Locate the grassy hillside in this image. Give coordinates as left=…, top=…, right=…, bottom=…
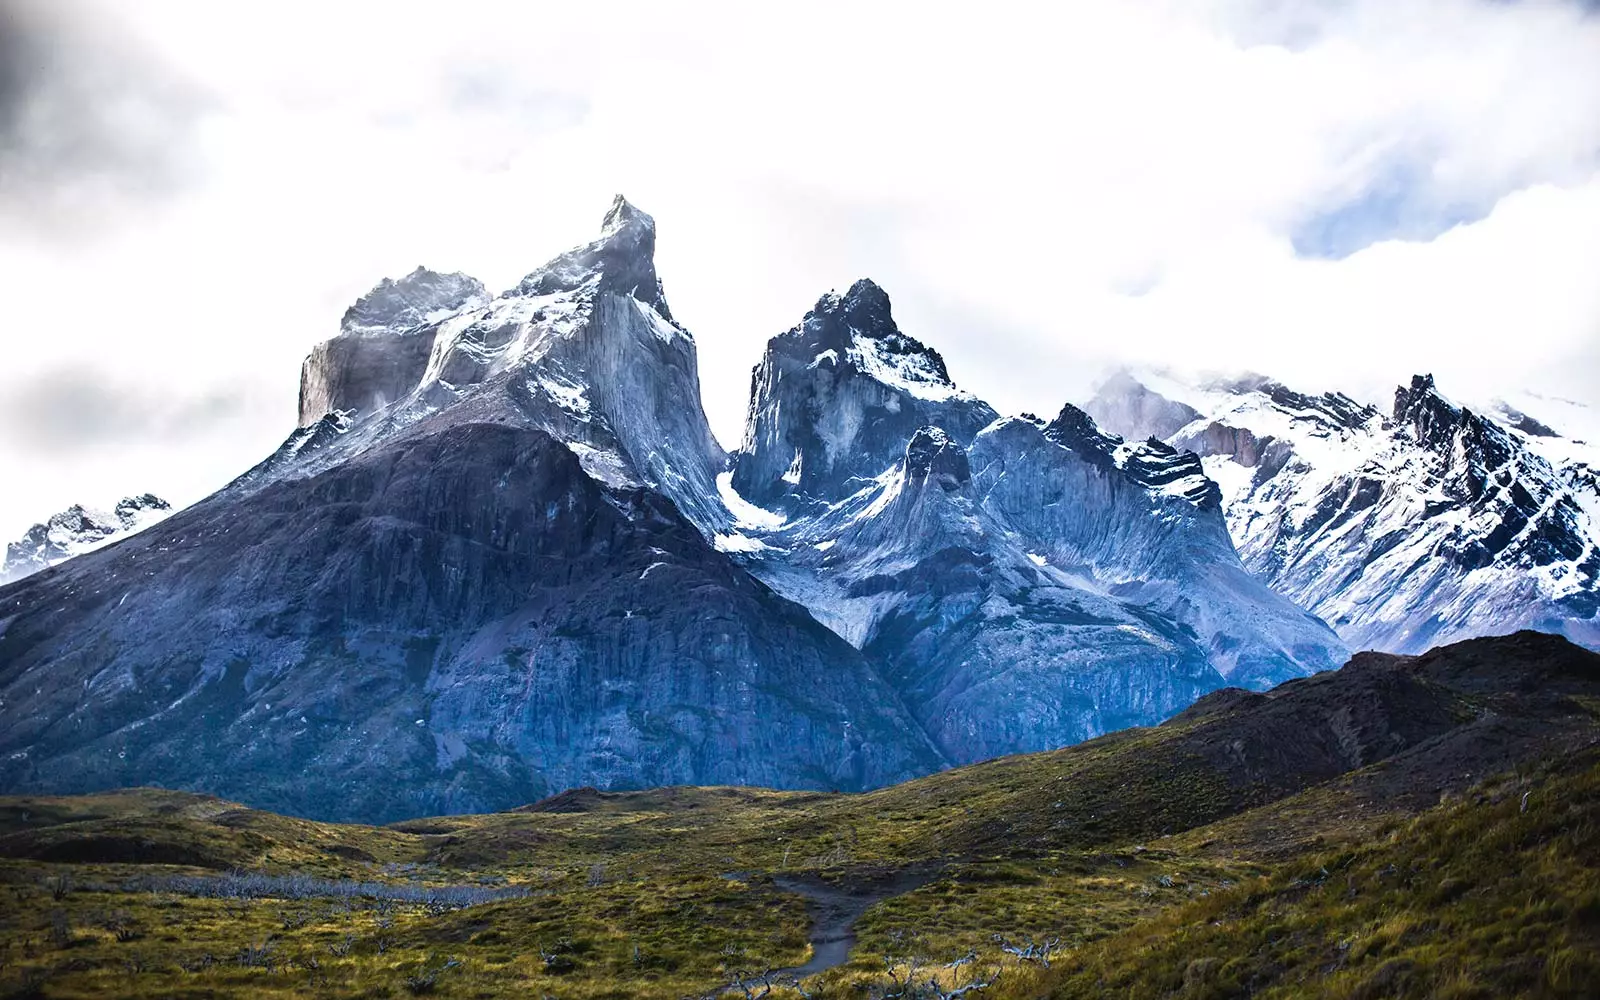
left=1041, top=750, right=1600, bottom=999
left=0, top=631, right=1594, bottom=998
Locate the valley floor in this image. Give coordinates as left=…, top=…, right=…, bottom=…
left=1, top=722, right=1596, bottom=998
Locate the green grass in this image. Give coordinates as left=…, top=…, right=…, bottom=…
left=0, top=735, right=1595, bottom=997
left=1035, top=752, right=1600, bottom=999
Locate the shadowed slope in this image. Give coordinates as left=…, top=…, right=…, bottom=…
left=0, top=423, right=941, bottom=823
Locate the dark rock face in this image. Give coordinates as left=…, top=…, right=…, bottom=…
left=732, top=279, right=998, bottom=507
left=903, top=427, right=970, bottom=491
left=1042, top=403, right=1122, bottom=471
left=1119, top=439, right=1223, bottom=509
left=0, top=423, right=940, bottom=823
left=113, top=494, right=168, bottom=523
left=1393, top=374, right=1523, bottom=510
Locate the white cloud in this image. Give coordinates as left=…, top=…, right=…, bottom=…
left=1, top=0, right=1597, bottom=539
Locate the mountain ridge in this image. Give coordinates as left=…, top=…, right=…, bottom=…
left=1084, top=367, right=1600, bottom=653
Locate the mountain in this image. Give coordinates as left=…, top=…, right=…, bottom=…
left=0, top=200, right=938, bottom=822
left=253, top=196, right=728, bottom=531
left=2, top=632, right=1595, bottom=999
left=1084, top=369, right=1600, bottom=653
left=730, top=279, right=1000, bottom=508
left=0, top=494, right=170, bottom=584
left=721, top=281, right=1345, bottom=765
left=1, top=198, right=1342, bottom=820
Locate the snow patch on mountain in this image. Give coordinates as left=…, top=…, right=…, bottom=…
left=732, top=279, right=997, bottom=508
left=848, top=327, right=961, bottom=401
left=716, top=471, right=786, bottom=531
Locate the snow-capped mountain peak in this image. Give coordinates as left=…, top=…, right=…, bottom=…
left=1, top=493, right=171, bottom=584
left=1084, top=368, right=1599, bottom=653
left=511, top=194, right=673, bottom=321
left=271, top=196, right=728, bottom=529
left=1394, top=373, right=1475, bottom=454
left=1041, top=402, right=1123, bottom=468
left=806, top=279, right=960, bottom=401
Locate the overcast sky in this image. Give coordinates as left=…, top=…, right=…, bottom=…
left=2, top=0, right=1598, bottom=539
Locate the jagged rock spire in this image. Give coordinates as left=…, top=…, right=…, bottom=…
left=732, top=278, right=996, bottom=505
left=514, top=193, right=672, bottom=319
left=802, top=279, right=954, bottom=386
left=1044, top=403, right=1122, bottom=470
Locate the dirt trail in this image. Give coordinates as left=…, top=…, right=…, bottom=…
left=765, top=866, right=943, bottom=979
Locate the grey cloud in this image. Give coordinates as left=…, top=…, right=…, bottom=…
left=0, top=0, right=212, bottom=231
left=1, top=367, right=257, bottom=454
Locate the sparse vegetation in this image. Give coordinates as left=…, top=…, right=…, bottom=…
left=0, top=637, right=1595, bottom=997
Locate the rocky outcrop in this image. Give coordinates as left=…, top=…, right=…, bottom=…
left=340, top=267, right=488, bottom=337
left=298, top=331, right=438, bottom=427
left=903, top=427, right=971, bottom=491
left=299, top=268, right=488, bottom=426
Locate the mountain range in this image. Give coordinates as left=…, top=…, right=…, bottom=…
left=1083, top=368, right=1600, bottom=653
left=0, top=197, right=1594, bottom=821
